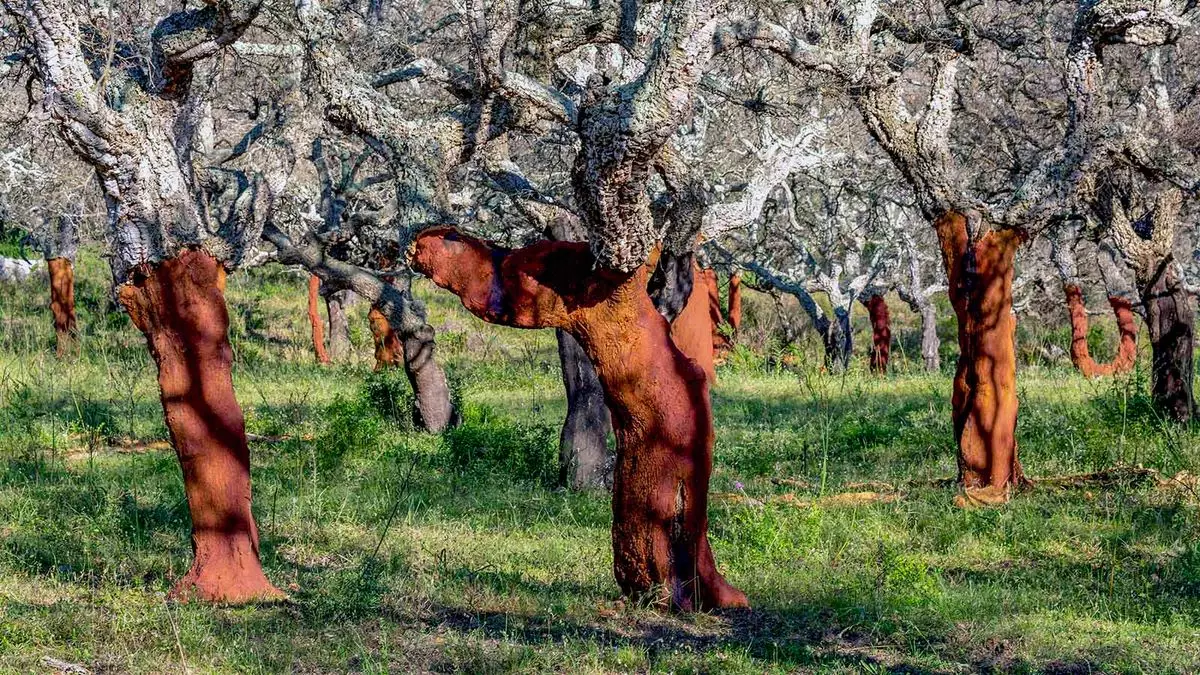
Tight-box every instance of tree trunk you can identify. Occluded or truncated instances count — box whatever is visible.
[368,305,404,369]
[935,212,1024,503]
[1064,284,1138,378]
[325,289,354,362]
[700,268,731,357]
[866,294,891,374]
[1142,264,1195,422]
[821,308,852,373]
[307,275,330,365]
[727,272,743,337]
[117,249,282,603]
[47,257,77,358]
[411,229,747,611]
[919,301,941,373]
[668,264,718,383]
[556,329,613,490]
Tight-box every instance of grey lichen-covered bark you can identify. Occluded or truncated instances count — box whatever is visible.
[556,329,614,490]
[9,0,268,282]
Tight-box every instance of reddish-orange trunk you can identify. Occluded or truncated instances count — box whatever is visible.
[727,272,743,336]
[47,257,77,357]
[669,264,717,382]
[1064,284,1137,378]
[118,249,282,603]
[935,213,1025,503]
[411,230,747,611]
[307,275,331,365]
[700,268,731,356]
[368,306,404,370]
[867,294,891,374]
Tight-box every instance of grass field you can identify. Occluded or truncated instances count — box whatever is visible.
[1,251,1199,673]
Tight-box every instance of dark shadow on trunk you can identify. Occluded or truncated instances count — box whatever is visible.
[411,229,747,612]
[118,249,283,603]
[1142,262,1195,422]
[935,212,1026,504]
[556,329,613,490]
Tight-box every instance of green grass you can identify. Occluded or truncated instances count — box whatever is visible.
[1,250,1198,673]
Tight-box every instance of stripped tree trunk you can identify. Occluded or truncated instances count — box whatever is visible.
[668,264,718,383]
[412,230,746,611]
[727,271,743,337]
[935,212,1025,503]
[119,250,283,603]
[368,305,404,370]
[866,294,891,374]
[557,329,613,489]
[325,289,354,362]
[307,275,330,364]
[1143,264,1195,422]
[700,268,731,357]
[47,258,77,358]
[1064,284,1137,377]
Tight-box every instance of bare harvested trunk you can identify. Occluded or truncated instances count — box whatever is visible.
[557,329,613,489]
[866,294,891,374]
[669,264,718,383]
[47,257,77,358]
[727,272,742,337]
[1143,264,1195,422]
[700,268,731,358]
[118,249,282,603]
[368,306,404,369]
[325,289,354,362]
[935,213,1025,504]
[307,275,330,365]
[1064,284,1137,378]
[411,230,747,611]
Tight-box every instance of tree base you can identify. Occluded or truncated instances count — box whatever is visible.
[169,533,287,604]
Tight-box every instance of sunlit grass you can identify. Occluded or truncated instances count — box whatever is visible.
[0,250,1198,672]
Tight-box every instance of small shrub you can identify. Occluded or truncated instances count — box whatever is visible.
[442,402,557,486]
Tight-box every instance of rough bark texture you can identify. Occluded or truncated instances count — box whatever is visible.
[935,213,1025,503]
[557,329,613,490]
[368,306,404,369]
[117,249,282,603]
[47,257,77,358]
[307,275,331,365]
[866,294,891,375]
[727,272,743,336]
[822,309,853,374]
[411,229,746,611]
[1143,265,1195,422]
[647,250,696,323]
[1064,284,1137,378]
[669,265,718,383]
[325,289,354,362]
[919,303,941,373]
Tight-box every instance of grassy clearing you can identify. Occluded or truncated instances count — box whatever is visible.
[1,251,1198,673]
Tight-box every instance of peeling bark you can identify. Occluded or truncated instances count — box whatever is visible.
[47,258,77,358]
[411,229,746,611]
[307,275,330,365]
[1064,284,1137,378]
[935,212,1025,501]
[866,294,891,374]
[118,249,282,603]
